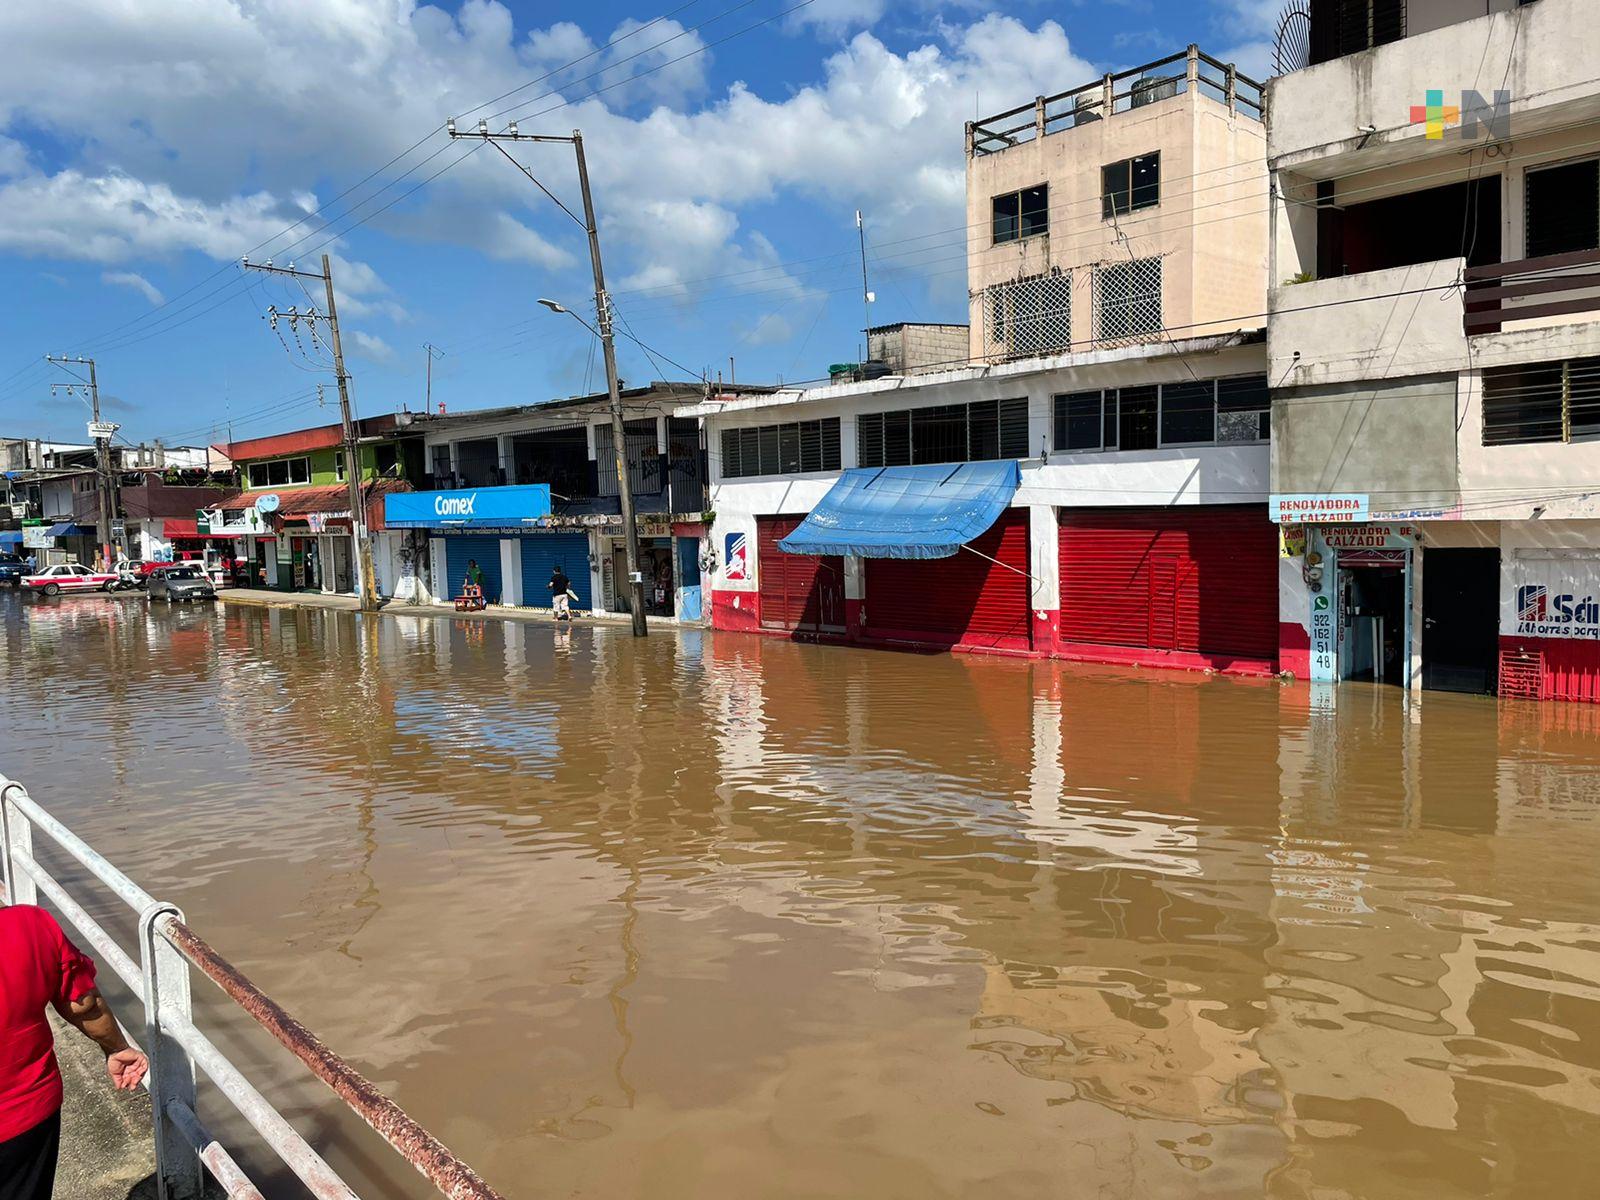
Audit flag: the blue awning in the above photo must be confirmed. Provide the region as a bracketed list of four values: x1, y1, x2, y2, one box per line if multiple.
[46, 522, 89, 538]
[0, 531, 22, 546]
[778, 461, 1020, 559]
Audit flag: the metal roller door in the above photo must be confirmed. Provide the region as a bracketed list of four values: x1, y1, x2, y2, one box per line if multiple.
[756, 515, 845, 633]
[863, 509, 1031, 650]
[519, 534, 592, 610]
[444, 535, 503, 603]
[1058, 506, 1277, 662]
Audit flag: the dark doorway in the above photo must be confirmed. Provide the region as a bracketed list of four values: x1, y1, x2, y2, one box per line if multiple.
[1342, 562, 1406, 685]
[1422, 547, 1501, 695]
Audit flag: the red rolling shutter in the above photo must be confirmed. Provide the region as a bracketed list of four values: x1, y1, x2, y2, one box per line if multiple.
[863, 509, 1031, 650]
[1059, 506, 1277, 663]
[756, 515, 845, 632]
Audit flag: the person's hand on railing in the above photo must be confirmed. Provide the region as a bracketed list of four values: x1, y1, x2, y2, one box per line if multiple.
[107, 1048, 149, 1091]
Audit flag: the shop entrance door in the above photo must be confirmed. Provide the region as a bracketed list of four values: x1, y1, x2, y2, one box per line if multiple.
[1422, 547, 1500, 695]
[329, 537, 354, 593]
[1340, 558, 1406, 685]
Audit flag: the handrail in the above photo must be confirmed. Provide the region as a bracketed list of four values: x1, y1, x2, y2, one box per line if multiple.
[1463, 248, 1600, 334]
[0, 773, 506, 1200]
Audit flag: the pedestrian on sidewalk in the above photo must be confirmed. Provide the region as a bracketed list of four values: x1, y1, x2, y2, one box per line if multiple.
[1, 904, 148, 1200]
[465, 558, 485, 601]
[549, 564, 573, 620]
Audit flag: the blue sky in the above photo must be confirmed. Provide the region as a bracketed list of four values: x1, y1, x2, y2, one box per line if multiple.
[0, 0, 1272, 449]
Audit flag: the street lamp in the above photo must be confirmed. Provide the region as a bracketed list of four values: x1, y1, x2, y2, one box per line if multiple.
[535, 295, 647, 634]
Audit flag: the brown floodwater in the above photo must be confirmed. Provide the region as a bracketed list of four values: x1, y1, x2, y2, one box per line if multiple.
[4, 590, 1600, 1199]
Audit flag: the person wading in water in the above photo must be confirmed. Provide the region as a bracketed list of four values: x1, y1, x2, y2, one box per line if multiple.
[549, 564, 573, 620]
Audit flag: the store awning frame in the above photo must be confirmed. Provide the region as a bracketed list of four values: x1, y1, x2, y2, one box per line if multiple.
[45, 522, 90, 538]
[777, 460, 1021, 560]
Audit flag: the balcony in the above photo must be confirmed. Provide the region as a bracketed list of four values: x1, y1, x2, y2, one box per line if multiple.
[1268, 259, 1466, 387]
[1267, 0, 1597, 174]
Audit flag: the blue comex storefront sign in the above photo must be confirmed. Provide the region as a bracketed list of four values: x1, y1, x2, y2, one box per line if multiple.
[384, 484, 552, 530]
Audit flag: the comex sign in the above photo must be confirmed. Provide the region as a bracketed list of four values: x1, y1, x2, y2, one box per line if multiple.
[383, 484, 552, 530]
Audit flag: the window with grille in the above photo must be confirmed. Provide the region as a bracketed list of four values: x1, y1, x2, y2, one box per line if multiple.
[984, 272, 1071, 357]
[1052, 375, 1269, 452]
[992, 184, 1049, 244]
[719, 418, 841, 478]
[858, 398, 1030, 467]
[595, 418, 662, 496]
[1483, 357, 1600, 445]
[1094, 257, 1163, 343]
[1525, 158, 1600, 259]
[1102, 152, 1161, 219]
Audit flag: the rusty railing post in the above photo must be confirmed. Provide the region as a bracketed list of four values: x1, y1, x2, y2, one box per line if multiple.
[140, 901, 202, 1200]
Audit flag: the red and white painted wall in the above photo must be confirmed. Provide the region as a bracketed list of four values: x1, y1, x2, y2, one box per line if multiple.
[688, 339, 1278, 674]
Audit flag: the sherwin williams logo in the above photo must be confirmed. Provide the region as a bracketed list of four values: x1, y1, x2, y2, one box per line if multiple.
[1410, 89, 1510, 141]
[1518, 584, 1547, 622]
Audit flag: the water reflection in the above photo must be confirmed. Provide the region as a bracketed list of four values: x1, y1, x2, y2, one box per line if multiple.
[4, 591, 1600, 1197]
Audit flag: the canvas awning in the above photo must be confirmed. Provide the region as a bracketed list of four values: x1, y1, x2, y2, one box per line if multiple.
[46, 522, 90, 538]
[777, 460, 1020, 560]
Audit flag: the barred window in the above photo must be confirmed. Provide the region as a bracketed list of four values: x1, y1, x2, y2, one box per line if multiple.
[720, 418, 841, 478]
[1483, 357, 1600, 445]
[858, 398, 1029, 467]
[1095, 257, 1163, 343]
[596, 419, 661, 496]
[984, 271, 1071, 358]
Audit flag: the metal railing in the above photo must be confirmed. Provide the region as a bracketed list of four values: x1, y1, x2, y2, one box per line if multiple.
[967, 46, 1264, 157]
[1464, 247, 1600, 336]
[0, 772, 505, 1200]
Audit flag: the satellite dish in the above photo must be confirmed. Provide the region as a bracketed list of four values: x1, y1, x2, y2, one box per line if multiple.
[255, 493, 281, 514]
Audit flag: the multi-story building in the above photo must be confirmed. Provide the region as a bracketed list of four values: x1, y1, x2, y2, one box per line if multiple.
[217, 416, 419, 595]
[693, 48, 1281, 671]
[1267, 0, 1600, 701]
[389, 382, 731, 617]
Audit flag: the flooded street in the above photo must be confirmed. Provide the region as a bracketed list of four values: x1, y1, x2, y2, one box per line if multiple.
[4, 592, 1600, 1199]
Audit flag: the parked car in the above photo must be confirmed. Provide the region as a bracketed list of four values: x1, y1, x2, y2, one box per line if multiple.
[0, 553, 30, 588]
[23, 563, 119, 596]
[149, 564, 217, 603]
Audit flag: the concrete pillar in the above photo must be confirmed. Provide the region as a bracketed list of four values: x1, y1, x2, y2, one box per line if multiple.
[845, 554, 865, 639]
[429, 536, 446, 600]
[1028, 504, 1059, 655]
[500, 537, 522, 606]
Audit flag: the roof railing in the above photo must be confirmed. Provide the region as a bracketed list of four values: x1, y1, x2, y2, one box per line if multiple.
[966, 46, 1264, 158]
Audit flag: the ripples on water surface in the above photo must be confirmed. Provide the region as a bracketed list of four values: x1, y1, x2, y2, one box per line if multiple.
[5, 591, 1600, 1198]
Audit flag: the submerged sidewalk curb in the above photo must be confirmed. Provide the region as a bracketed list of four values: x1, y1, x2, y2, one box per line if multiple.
[215, 587, 696, 629]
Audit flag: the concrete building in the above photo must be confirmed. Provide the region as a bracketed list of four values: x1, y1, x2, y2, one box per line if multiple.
[864, 323, 970, 376]
[218, 416, 418, 597]
[966, 45, 1267, 362]
[393, 383, 742, 619]
[692, 49, 1277, 671]
[1267, 0, 1600, 701]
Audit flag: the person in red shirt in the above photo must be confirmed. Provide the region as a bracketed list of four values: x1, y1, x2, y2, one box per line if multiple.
[1, 905, 148, 1200]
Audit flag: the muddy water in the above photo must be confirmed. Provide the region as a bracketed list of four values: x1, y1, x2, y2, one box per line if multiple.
[4, 592, 1600, 1198]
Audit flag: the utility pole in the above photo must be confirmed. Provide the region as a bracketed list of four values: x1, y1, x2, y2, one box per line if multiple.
[424, 343, 444, 413]
[241, 255, 380, 612]
[856, 210, 874, 366]
[45, 355, 117, 568]
[449, 117, 647, 635]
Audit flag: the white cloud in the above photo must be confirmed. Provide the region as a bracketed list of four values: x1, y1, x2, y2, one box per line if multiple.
[789, 0, 890, 37]
[347, 330, 395, 362]
[0, 3, 1094, 332]
[102, 270, 163, 304]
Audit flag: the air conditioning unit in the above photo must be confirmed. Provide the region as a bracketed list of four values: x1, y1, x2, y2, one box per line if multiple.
[1130, 75, 1180, 108]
